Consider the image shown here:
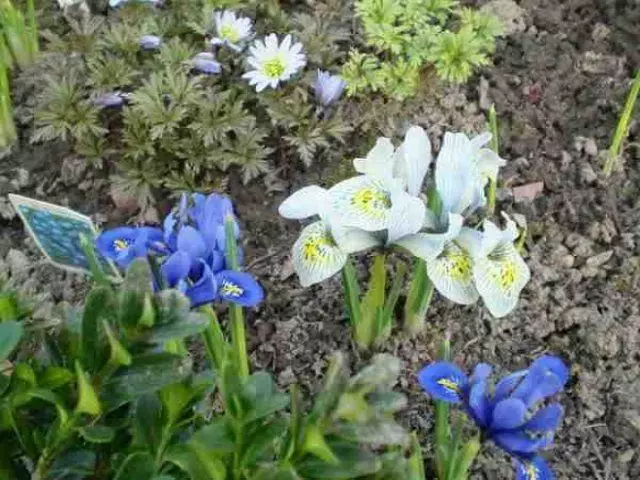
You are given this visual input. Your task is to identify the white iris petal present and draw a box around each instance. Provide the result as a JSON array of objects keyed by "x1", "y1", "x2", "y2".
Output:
[
  {"x1": 292, "y1": 221, "x2": 348, "y2": 287},
  {"x1": 328, "y1": 176, "x2": 399, "y2": 231},
  {"x1": 427, "y1": 243, "x2": 479, "y2": 305},
  {"x1": 393, "y1": 126, "x2": 432, "y2": 197},
  {"x1": 278, "y1": 185, "x2": 329, "y2": 220},
  {"x1": 387, "y1": 191, "x2": 427, "y2": 245},
  {"x1": 353, "y1": 138, "x2": 395, "y2": 179}
]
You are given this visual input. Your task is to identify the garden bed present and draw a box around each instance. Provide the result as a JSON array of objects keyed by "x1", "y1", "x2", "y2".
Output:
[{"x1": 1, "y1": 0, "x2": 639, "y2": 478}]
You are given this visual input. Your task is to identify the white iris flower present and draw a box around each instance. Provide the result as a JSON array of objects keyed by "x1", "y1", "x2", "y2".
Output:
[
  {"x1": 280, "y1": 127, "x2": 432, "y2": 286},
  {"x1": 464, "y1": 214, "x2": 531, "y2": 317},
  {"x1": 211, "y1": 11, "x2": 253, "y2": 52},
  {"x1": 242, "y1": 34, "x2": 306, "y2": 92}
]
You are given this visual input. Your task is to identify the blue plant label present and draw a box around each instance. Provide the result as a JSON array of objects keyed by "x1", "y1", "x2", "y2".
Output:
[{"x1": 8, "y1": 194, "x2": 120, "y2": 278}]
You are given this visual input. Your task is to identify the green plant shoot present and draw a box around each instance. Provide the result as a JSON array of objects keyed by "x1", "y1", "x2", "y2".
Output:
[{"x1": 604, "y1": 70, "x2": 640, "y2": 176}]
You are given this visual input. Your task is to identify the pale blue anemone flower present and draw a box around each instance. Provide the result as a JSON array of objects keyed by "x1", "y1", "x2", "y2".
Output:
[
  {"x1": 93, "y1": 92, "x2": 126, "y2": 108},
  {"x1": 139, "y1": 35, "x2": 162, "y2": 50},
  {"x1": 109, "y1": 0, "x2": 162, "y2": 7},
  {"x1": 191, "y1": 52, "x2": 222, "y2": 75},
  {"x1": 462, "y1": 213, "x2": 531, "y2": 317},
  {"x1": 279, "y1": 127, "x2": 433, "y2": 286},
  {"x1": 314, "y1": 70, "x2": 346, "y2": 107},
  {"x1": 211, "y1": 10, "x2": 253, "y2": 52}
]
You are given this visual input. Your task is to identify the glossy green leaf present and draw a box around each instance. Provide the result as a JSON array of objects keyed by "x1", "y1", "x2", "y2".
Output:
[
  {"x1": 241, "y1": 372, "x2": 289, "y2": 423},
  {"x1": 103, "y1": 320, "x2": 132, "y2": 367},
  {"x1": 29, "y1": 388, "x2": 70, "y2": 428},
  {"x1": 334, "y1": 419, "x2": 410, "y2": 446},
  {"x1": 160, "y1": 382, "x2": 196, "y2": 425},
  {"x1": 166, "y1": 444, "x2": 226, "y2": 480},
  {"x1": 103, "y1": 354, "x2": 192, "y2": 407},
  {"x1": 242, "y1": 418, "x2": 288, "y2": 467},
  {"x1": 358, "y1": 253, "x2": 386, "y2": 349},
  {"x1": 301, "y1": 425, "x2": 338, "y2": 464},
  {"x1": 114, "y1": 452, "x2": 155, "y2": 480},
  {"x1": 190, "y1": 419, "x2": 235, "y2": 454},
  {"x1": 310, "y1": 353, "x2": 349, "y2": 421},
  {"x1": 49, "y1": 450, "x2": 96, "y2": 477},
  {"x1": 148, "y1": 312, "x2": 209, "y2": 343},
  {"x1": 296, "y1": 442, "x2": 381, "y2": 478},
  {"x1": 155, "y1": 290, "x2": 191, "y2": 326},
  {"x1": 74, "y1": 361, "x2": 101, "y2": 415},
  {"x1": 79, "y1": 425, "x2": 116, "y2": 443},
  {"x1": 81, "y1": 286, "x2": 113, "y2": 372},
  {"x1": 134, "y1": 394, "x2": 164, "y2": 453},
  {"x1": 118, "y1": 259, "x2": 153, "y2": 328},
  {"x1": 0, "y1": 293, "x2": 19, "y2": 322},
  {"x1": 0, "y1": 321, "x2": 23, "y2": 362},
  {"x1": 39, "y1": 366, "x2": 74, "y2": 390}
]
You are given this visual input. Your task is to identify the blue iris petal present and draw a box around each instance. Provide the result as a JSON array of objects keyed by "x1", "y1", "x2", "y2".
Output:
[
  {"x1": 467, "y1": 378, "x2": 491, "y2": 428},
  {"x1": 524, "y1": 404, "x2": 564, "y2": 432},
  {"x1": 209, "y1": 249, "x2": 225, "y2": 273},
  {"x1": 163, "y1": 212, "x2": 178, "y2": 249},
  {"x1": 494, "y1": 369, "x2": 528, "y2": 402},
  {"x1": 490, "y1": 398, "x2": 528, "y2": 430},
  {"x1": 513, "y1": 356, "x2": 569, "y2": 407},
  {"x1": 96, "y1": 226, "x2": 143, "y2": 268},
  {"x1": 417, "y1": 362, "x2": 468, "y2": 404},
  {"x1": 515, "y1": 456, "x2": 554, "y2": 480},
  {"x1": 177, "y1": 225, "x2": 207, "y2": 261},
  {"x1": 214, "y1": 270, "x2": 264, "y2": 307},
  {"x1": 492, "y1": 431, "x2": 551, "y2": 456},
  {"x1": 161, "y1": 251, "x2": 192, "y2": 288},
  {"x1": 185, "y1": 261, "x2": 218, "y2": 307}
]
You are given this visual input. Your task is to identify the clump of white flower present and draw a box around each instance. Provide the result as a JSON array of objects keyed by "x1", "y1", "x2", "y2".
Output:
[
  {"x1": 242, "y1": 34, "x2": 306, "y2": 92},
  {"x1": 280, "y1": 125, "x2": 529, "y2": 318}
]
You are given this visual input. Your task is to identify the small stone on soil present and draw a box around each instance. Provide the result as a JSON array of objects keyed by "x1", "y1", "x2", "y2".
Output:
[
  {"x1": 513, "y1": 181, "x2": 544, "y2": 202},
  {"x1": 481, "y1": 0, "x2": 527, "y2": 35},
  {"x1": 6, "y1": 249, "x2": 30, "y2": 276},
  {"x1": 585, "y1": 250, "x2": 613, "y2": 268}
]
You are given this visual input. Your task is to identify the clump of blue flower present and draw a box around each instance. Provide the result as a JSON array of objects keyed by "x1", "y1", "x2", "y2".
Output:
[
  {"x1": 96, "y1": 193, "x2": 263, "y2": 308},
  {"x1": 418, "y1": 355, "x2": 569, "y2": 480}
]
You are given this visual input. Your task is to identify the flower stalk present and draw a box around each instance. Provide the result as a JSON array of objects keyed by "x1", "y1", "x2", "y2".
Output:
[
  {"x1": 486, "y1": 104, "x2": 500, "y2": 216},
  {"x1": 225, "y1": 215, "x2": 249, "y2": 378}
]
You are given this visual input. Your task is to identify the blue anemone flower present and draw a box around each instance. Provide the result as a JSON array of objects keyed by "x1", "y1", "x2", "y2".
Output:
[
  {"x1": 215, "y1": 270, "x2": 264, "y2": 307},
  {"x1": 418, "y1": 355, "x2": 568, "y2": 480},
  {"x1": 96, "y1": 226, "x2": 163, "y2": 268}
]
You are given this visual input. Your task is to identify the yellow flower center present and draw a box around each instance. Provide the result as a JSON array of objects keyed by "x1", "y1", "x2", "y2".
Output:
[
  {"x1": 351, "y1": 187, "x2": 391, "y2": 217},
  {"x1": 113, "y1": 239, "x2": 130, "y2": 252},
  {"x1": 221, "y1": 281, "x2": 243, "y2": 298},
  {"x1": 447, "y1": 250, "x2": 472, "y2": 281},
  {"x1": 500, "y1": 261, "x2": 517, "y2": 290},
  {"x1": 526, "y1": 464, "x2": 539, "y2": 480},
  {"x1": 262, "y1": 57, "x2": 286, "y2": 79},
  {"x1": 220, "y1": 25, "x2": 240, "y2": 43},
  {"x1": 302, "y1": 233, "x2": 335, "y2": 263},
  {"x1": 437, "y1": 378, "x2": 460, "y2": 393}
]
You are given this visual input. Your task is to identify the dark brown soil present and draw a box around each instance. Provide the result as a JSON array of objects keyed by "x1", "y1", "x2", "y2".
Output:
[{"x1": 1, "y1": 1, "x2": 639, "y2": 479}]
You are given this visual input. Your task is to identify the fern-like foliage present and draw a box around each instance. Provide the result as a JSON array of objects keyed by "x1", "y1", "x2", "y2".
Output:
[{"x1": 344, "y1": 0, "x2": 502, "y2": 98}]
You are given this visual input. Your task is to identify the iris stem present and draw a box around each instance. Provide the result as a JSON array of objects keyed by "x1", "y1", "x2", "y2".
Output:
[
  {"x1": 435, "y1": 338, "x2": 451, "y2": 479},
  {"x1": 225, "y1": 216, "x2": 249, "y2": 378},
  {"x1": 404, "y1": 259, "x2": 433, "y2": 335},
  {"x1": 486, "y1": 104, "x2": 499, "y2": 216},
  {"x1": 604, "y1": 70, "x2": 640, "y2": 177}
]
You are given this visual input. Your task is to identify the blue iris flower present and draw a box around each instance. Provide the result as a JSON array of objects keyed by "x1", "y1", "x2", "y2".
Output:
[
  {"x1": 96, "y1": 193, "x2": 263, "y2": 308},
  {"x1": 96, "y1": 226, "x2": 164, "y2": 268},
  {"x1": 418, "y1": 355, "x2": 569, "y2": 480}
]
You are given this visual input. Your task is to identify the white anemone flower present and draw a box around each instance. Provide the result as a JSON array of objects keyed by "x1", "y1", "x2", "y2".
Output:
[
  {"x1": 211, "y1": 10, "x2": 253, "y2": 52},
  {"x1": 464, "y1": 213, "x2": 530, "y2": 317},
  {"x1": 243, "y1": 34, "x2": 306, "y2": 92}
]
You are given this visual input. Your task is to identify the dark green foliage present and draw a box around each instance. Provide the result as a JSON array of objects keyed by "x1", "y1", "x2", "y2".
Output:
[
  {"x1": 342, "y1": 0, "x2": 503, "y2": 99},
  {"x1": 0, "y1": 259, "x2": 420, "y2": 479},
  {"x1": 31, "y1": 0, "x2": 353, "y2": 206}
]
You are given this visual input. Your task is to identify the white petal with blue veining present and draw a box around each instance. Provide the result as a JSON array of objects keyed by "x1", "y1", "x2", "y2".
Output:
[{"x1": 291, "y1": 221, "x2": 347, "y2": 287}]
